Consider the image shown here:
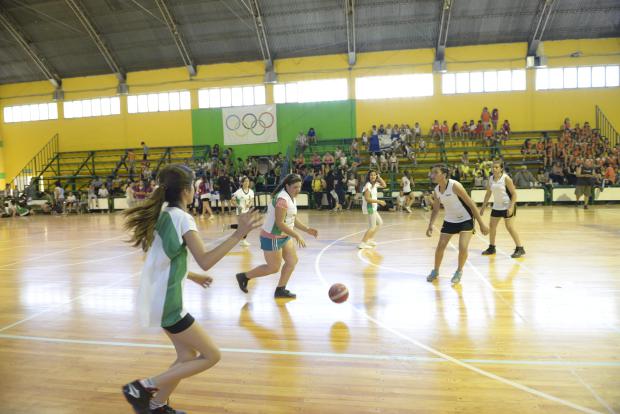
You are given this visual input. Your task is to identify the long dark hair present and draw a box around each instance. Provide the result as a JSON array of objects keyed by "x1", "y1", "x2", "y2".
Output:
[
  {"x1": 433, "y1": 164, "x2": 450, "y2": 178},
  {"x1": 272, "y1": 173, "x2": 302, "y2": 196},
  {"x1": 124, "y1": 164, "x2": 194, "y2": 252}
]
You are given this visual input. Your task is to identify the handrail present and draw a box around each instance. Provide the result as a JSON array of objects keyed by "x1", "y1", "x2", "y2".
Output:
[
  {"x1": 9, "y1": 133, "x2": 59, "y2": 193},
  {"x1": 595, "y1": 105, "x2": 619, "y2": 147}
]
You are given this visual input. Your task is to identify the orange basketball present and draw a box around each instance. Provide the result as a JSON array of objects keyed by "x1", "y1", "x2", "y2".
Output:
[{"x1": 329, "y1": 283, "x2": 349, "y2": 303}]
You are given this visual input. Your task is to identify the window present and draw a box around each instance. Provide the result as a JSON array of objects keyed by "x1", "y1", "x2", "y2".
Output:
[
  {"x1": 198, "y1": 85, "x2": 265, "y2": 109},
  {"x1": 3, "y1": 103, "x2": 58, "y2": 123},
  {"x1": 355, "y1": 74, "x2": 434, "y2": 100},
  {"x1": 274, "y1": 79, "x2": 348, "y2": 103},
  {"x1": 536, "y1": 65, "x2": 620, "y2": 90},
  {"x1": 63, "y1": 97, "x2": 121, "y2": 119},
  {"x1": 442, "y1": 70, "x2": 526, "y2": 94},
  {"x1": 128, "y1": 91, "x2": 191, "y2": 113}
]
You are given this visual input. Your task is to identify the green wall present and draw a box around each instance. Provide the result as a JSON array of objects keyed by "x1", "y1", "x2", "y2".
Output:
[{"x1": 191, "y1": 100, "x2": 356, "y2": 160}]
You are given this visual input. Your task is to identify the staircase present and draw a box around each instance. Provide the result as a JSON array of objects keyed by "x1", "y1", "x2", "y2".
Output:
[
  {"x1": 595, "y1": 105, "x2": 619, "y2": 147},
  {"x1": 9, "y1": 133, "x2": 59, "y2": 195}
]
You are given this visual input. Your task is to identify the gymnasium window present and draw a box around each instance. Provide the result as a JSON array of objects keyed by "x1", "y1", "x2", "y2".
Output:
[
  {"x1": 127, "y1": 91, "x2": 191, "y2": 114},
  {"x1": 63, "y1": 97, "x2": 121, "y2": 119},
  {"x1": 355, "y1": 74, "x2": 434, "y2": 99},
  {"x1": 273, "y1": 79, "x2": 348, "y2": 103},
  {"x1": 3, "y1": 103, "x2": 58, "y2": 123},
  {"x1": 442, "y1": 70, "x2": 526, "y2": 94},
  {"x1": 535, "y1": 65, "x2": 620, "y2": 90},
  {"x1": 197, "y1": 85, "x2": 266, "y2": 109}
]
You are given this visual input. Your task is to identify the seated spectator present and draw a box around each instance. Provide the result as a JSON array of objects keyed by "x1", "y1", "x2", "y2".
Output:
[
  {"x1": 307, "y1": 127, "x2": 317, "y2": 144},
  {"x1": 311, "y1": 171, "x2": 325, "y2": 210},
  {"x1": 413, "y1": 122, "x2": 421, "y2": 141},
  {"x1": 513, "y1": 166, "x2": 536, "y2": 188},
  {"x1": 604, "y1": 164, "x2": 617, "y2": 186},
  {"x1": 431, "y1": 120, "x2": 441, "y2": 140},
  {"x1": 322, "y1": 152, "x2": 335, "y2": 171},
  {"x1": 369, "y1": 153, "x2": 378, "y2": 171},
  {"x1": 368, "y1": 132, "x2": 381, "y2": 154},
  {"x1": 389, "y1": 152, "x2": 398, "y2": 173},
  {"x1": 379, "y1": 152, "x2": 388, "y2": 172},
  {"x1": 501, "y1": 120, "x2": 511, "y2": 140}
]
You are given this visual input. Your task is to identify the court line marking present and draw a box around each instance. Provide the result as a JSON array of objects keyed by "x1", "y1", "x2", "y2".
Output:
[
  {"x1": 315, "y1": 228, "x2": 603, "y2": 414},
  {"x1": 0, "y1": 333, "x2": 619, "y2": 369},
  {"x1": 571, "y1": 369, "x2": 618, "y2": 414}
]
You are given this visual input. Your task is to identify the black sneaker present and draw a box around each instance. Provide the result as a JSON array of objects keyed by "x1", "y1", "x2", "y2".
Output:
[
  {"x1": 511, "y1": 247, "x2": 525, "y2": 258},
  {"x1": 122, "y1": 380, "x2": 157, "y2": 414},
  {"x1": 584, "y1": 204, "x2": 589, "y2": 210},
  {"x1": 150, "y1": 405, "x2": 186, "y2": 414},
  {"x1": 236, "y1": 273, "x2": 249, "y2": 293},
  {"x1": 274, "y1": 288, "x2": 296, "y2": 298},
  {"x1": 482, "y1": 245, "x2": 496, "y2": 255}
]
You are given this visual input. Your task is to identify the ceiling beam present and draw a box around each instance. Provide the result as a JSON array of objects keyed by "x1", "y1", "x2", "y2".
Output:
[
  {"x1": 63, "y1": 0, "x2": 126, "y2": 82},
  {"x1": 434, "y1": 0, "x2": 454, "y2": 67},
  {"x1": 527, "y1": 0, "x2": 557, "y2": 57},
  {"x1": 0, "y1": 7, "x2": 62, "y2": 88},
  {"x1": 154, "y1": 0, "x2": 197, "y2": 76},
  {"x1": 243, "y1": 0, "x2": 272, "y2": 70},
  {"x1": 345, "y1": 0, "x2": 356, "y2": 65}
]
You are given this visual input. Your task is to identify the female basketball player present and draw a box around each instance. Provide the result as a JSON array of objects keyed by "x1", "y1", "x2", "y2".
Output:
[
  {"x1": 358, "y1": 170, "x2": 387, "y2": 249},
  {"x1": 235, "y1": 173, "x2": 318, "y2": 299},
  {"x1": 426, "y1": 165, "x2": 489, "y2": 284},
  {"x1": 121, "y1": 164, "x2": 261, "y2": 414},
  {"x1": 231, "y1": 176, "x2": 255, "y2": 247},
  {"x1": 479, "y1": 161, "x2": 525, "y2": 258}
]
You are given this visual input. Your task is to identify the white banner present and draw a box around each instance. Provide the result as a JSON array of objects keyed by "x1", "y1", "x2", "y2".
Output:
[{"x1": 222, "y1": 104, "x2": 277, "y2": 145}]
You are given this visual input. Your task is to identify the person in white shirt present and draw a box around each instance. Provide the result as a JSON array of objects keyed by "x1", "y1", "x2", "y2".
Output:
[
  {"x1": 235, "y1": 174, "x2": 318, "y2": 299},
  {"x1": 98, "y1": 186, "x2": 110, "y2": 213},
  {"x1": 121, "y1": 164, "x2": 261, "y2": 414},
  {"x1": 65, "y1": 192, "x2": 77, "y2": 213},
  {"x1": 379, "y1": 153, "x2": 388, "y2": 173},
  {"x1": 231, "y1": 176, "x2": 255, "y2": 247},
  {"x1": 389, "y1": 152, "x2": 399, "y2": 173},
  {"x1": 479, "y1": 161, "x2": 525, "y2": 258},
  {"x1": 400, "y1": 171, "x2": 414, "y2": 213},
  {"x1": 426, "y1": 165, "x2": 489, "y2": 284},
  {"x1": 358, "y1": 171, "x2": 387, "y2": 249}
]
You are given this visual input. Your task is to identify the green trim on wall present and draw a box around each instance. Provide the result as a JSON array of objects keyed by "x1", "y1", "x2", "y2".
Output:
[
  {"x1": 191, "y1": 100, "x2": 356, "y2": 160},
  {"x1": 0, "y1": 173, "x2": 5, "y2": 179}
]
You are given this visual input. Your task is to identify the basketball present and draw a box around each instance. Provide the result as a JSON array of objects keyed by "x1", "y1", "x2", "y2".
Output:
[{"x1": 329, "y1": 283, "x2": 349, "y2": 303}]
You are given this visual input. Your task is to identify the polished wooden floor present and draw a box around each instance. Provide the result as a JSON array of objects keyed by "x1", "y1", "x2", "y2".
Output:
[{"x1": 0, "y1": 206, "x2": 619, "y2": 414}]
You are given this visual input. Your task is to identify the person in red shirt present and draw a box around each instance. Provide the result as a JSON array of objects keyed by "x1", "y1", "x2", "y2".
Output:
[
  {"x1": 441, "y1": 120, "x2": 449, "y2": 144},
  {"x1": 481, "y1": 107, "x2": 491, "y2": 128},
  {"x1": 431, "y1": 120, "x2": 441, "y2": 141},
  {"x1": 475, "y1": 120, "x2": 484, "y2": 139}
]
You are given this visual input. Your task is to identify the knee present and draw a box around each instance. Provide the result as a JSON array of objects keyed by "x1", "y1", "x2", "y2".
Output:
[
  {"x1": 285, "y1": 256, "x2": 299, "y2": 267},
  {"x1": 199, "y1": 348, "x2": 221, "y2": 369},
  {"x1": 266, "y1": 263, "x2": 281, "y2": 274}
]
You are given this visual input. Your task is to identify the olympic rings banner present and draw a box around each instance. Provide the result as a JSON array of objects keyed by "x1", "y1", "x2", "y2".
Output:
[{"x1": 222, "y1": 105, "x2": 278, "y2": 145}]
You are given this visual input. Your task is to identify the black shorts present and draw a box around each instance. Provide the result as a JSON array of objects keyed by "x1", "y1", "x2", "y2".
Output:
[
  {"x1": 491, "y1": 206, "x2": 516, "y2": 218},
  {"x1": 441, "y1": 219, "x2": 474, "y2": 234},
  {"x1": 403, "y1": 191, "x2": 411, "y2": 196},
  {"x1": 163, "y1": 313, "x2": 195, "y2": 334}
]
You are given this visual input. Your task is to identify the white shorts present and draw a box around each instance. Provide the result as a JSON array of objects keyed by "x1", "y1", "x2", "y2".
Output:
[
  {"x1": 200, "y1": 194, "x2": 211, "y2": 200},
  {"x1": 366, "y1": 211, "x2": 383, "y2": 229}
]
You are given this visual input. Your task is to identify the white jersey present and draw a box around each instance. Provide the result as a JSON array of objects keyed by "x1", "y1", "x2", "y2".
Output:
[
  {"x1": 233, "y1": 188, "x2": 254, "y2": 214},
  {"x1": 262, "y1": 190, "x2": 297, "y2": 238},
  {"x1": 401, "y1": 176, "x2": 411, "y2": 193},
  {"x1": 434, "y1": 179, "x2": 472, "y2": 223},
  {"x1": 137, "y1": 206, "x2": 197, "y2": 328},
  {"x1": 489, "y1": 173, "x2": 511, "y2": 211},
  {"x1": 362, "y1": 182, "x2": 379, "y2": 214}
]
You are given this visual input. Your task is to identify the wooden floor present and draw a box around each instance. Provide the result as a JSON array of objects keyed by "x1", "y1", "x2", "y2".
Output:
[{"x1": 0, "y1": 206, "x2": 619, "y2": 414}]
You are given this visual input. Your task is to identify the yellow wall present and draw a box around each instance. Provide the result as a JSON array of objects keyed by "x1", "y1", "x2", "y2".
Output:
[
  {"x1": 355, "y1": 39, "x2": 620, "y2": 135},
  {"x1": 1, "y1": 37, "x2": 619, "y2": 185}
]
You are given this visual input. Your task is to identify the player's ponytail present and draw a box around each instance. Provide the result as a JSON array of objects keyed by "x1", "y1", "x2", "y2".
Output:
[{"x1": 124, "y1": 164, "x2": 194, "y2": 252}]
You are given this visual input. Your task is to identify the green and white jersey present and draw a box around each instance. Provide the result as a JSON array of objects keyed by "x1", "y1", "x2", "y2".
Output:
[
  {"x1": 261, "y1": 190, "x2": 296, "y2": 238},
  {"x1": 233, "y1": 188, "x2": 254, "y2": 215},
  {"x1": 361, "y1": 182, "x2": 379, "y2": 215},
  {"x1": 138, "y1": 205, "x2": 197, "y2": 328}
]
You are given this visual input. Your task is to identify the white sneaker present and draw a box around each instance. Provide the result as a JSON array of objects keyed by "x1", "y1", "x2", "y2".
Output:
[
  {"x1": 367, "y1": 240, "x2": 377, "y2": 247},
  {"x1": 358, "y1": 242, "x2": 371, "y2": 249},
  {"x1": 240, "y1": 239, "x2": 251, "y2": 247},
  {"x1": 405, "y1": 206, "x2": 412, "y2": 213}
]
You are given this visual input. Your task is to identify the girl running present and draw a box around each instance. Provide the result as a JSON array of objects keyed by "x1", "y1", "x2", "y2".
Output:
[
  {"x1": 426, "y1": 165, "x2": 489, "y2": 284},
  {"x1": 231, "y1": 176, "x2": 255, "y2": 247},
  {"x1": 358, "y1": 170, "x2": 387, "y2": 249},
  {"x1": 121, "y1": 164, "x2": 261, "y2": 414},
  {"x1": 480, "y1": 161, "x2": 525, "y2": 258},
  {"x1": 235, "y1": 174, "x2": 318, "y2": 299}
]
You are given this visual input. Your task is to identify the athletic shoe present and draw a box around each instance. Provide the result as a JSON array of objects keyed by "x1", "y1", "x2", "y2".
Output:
[
  {"x1": 358, "y1": 242, "x2": 372, "y2": 249},
  {"x1": 236, "y1": 273, "x2": 249, "y2": 293},
  {"x1": 451, "y1": 270, "x2": 463, "y2": 284},
  {"x1": 426, "y1": 269, "x2": 439, "y2": 282},
  {"x1": 122, "y1": 380, "x2": 157, "y2": 414},
  {"x1": 274, "y1": 288, "x2": 296, "y2": 299},
  {"x1": 584, "y1": 205, "x2": 589, "y2": 209},
  {"x1": 481, "y1": 245, "x2": 496, "y2": 255},
  {"x1": 511, "y1": 247, "x2": 525, "y2": 258},
  {"x1": 240, "y1": 239, "x2": 251, "y2": 247},
  {"x1": 150, "y1": 405, "x2": 186, "y2": 414},
  {"x1": 367, "y1": 240, "x2": 378, "y2": 247},
  {"x1": 405, "y1": 206, "x2": 412, "y2": 213}
]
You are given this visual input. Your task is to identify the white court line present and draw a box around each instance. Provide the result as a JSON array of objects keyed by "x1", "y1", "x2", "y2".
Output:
[
  {"x1": 0, "y1": 333, "x2": 619, "y2": 368},
  {"x1": 315, "y1": 228, "x2": 603, "y2": 414},
  {"x1": 571, "y1": 369, "x2": 618, "y2": 414},
  {"x1": 0, "y1": 234, "x2": 126, "y2": 268}
]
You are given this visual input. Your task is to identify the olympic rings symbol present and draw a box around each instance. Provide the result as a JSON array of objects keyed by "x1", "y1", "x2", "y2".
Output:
[{"x1": 225, "y1": 112, "x2": 274, "y2": 137}]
